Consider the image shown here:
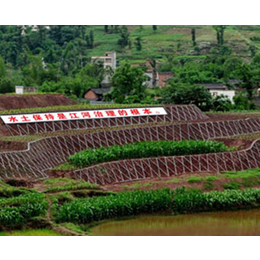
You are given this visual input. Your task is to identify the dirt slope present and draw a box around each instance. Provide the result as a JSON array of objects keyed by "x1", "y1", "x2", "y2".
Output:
[{"x1": 0, "y1": 94, "x2": 76, "y2": 111}]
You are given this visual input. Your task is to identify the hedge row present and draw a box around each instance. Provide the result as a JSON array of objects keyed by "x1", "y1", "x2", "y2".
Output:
[
  {"x1": 56, "y1": 187, "x2": 260, "y2": 224},
  {"x1": 69, "y1": 140, "x2": 228, "y2": 168}
]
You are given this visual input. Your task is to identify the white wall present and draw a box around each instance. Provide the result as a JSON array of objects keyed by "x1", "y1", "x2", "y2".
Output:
[{"x1": 209, "y1": 90, "x2": 235, "y2": 103}]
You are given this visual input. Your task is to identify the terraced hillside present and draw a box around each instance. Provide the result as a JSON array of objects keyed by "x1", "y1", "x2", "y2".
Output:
[{"x1": 1, "y1": 103, "x2": 260, "y2": 183}]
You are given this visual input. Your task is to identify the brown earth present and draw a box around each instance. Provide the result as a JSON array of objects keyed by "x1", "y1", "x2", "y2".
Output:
[
  {"x1": 0, "y1": 140, "x2": 27, "y2": 152},
  {"x1": 0, "y1": 94, "x2": 76, "y2": 111},
  {"x1": 102, "y1": 173, "x2": 258, "y2": 193}
]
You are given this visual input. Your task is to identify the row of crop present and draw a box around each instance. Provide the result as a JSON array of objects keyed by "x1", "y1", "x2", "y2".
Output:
[
  {"x1": 56, "y1": 187, "x2": 260, "y2": 224},
  {"x1": 0, "y1": 192, "x2": 48, "y2": 228},
  {"x1": 69, "y1": 140, "x2": 229, "y2": 168}
]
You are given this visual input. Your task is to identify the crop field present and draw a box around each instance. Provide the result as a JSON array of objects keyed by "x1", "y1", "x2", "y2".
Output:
[{"x1": 2, "y1": 97, "x2": 260, "y2": 234}]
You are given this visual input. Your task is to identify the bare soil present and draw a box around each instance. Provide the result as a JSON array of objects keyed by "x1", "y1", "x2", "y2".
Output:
[{"x1": 0, "y1": 94, "x2": 76, "y2": 111}]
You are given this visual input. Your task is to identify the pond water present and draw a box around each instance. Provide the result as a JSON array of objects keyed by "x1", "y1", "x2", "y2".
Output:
[{"x1": 90, "y1": 209, "x2": 260, "y2": 236}]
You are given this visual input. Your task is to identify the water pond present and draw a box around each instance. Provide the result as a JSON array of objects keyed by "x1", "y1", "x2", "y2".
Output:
[{"x1": 90, "y1": 209, "x2": 260, "y2": 236}]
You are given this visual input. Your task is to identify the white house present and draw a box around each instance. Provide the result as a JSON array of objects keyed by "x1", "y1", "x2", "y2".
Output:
[{"x1": 203, "y1": 83, "x2": 235, "y2": 103}]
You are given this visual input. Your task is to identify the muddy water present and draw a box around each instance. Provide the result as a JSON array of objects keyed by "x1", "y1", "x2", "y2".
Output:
[{"x1": 90, "y1": 209, "x2": 260, "y2": 236}]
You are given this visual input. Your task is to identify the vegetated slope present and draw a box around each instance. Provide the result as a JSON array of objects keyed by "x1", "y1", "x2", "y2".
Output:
[{"x1": 0, "y1": 94, "x2": 76, "y2": 111}]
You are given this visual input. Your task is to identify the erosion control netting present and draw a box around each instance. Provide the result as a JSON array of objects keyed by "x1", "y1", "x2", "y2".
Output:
[
  {"x1": 1, "y1": 114, "x2": 260, "y2": 180},
  {"x1": 2, "y1": 105, "x2": 208, "y2": 136},
  {"x1": 73, "y1": 139, "x2": 260, "y2": 185}
]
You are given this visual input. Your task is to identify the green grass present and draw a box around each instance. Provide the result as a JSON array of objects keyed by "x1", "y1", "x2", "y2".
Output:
[
  {"x1": 223, "y1": 181, "x2": 241, "y2": 190},
  {"x1": 223, "y1": 168, "x2": 260, "y2": 179},
  {"x1": 0, "y1": 229, "x2": 62, "y2": 236},
  {"x1": 187, "y1": 177, "x2": 203, "y2": 183},
  {"x1": 0, "y1": 103, "x2": 160, "y2": 115}
]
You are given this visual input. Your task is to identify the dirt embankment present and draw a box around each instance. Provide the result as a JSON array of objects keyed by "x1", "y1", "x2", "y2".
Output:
[
  {"x1": 0, "y1": 94, "x2": 76, "y2": 111},
  {"x1": 0, "y1": 140, "x2": 27, "y2": 152}
]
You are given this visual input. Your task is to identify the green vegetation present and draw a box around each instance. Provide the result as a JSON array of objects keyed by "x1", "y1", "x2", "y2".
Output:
[
  {"x1": 0, "y1": 191, "x2": 47, "y2": 229},
  {"x1": 0, "y1": 228, "x2": 62, "y2": 236},
  {"x1": 223, "y1": 181, "x2": 241, "y2": 190},
  {"x1": 69, "y1": 140, "x2": 228, "y2": 168},
  {"x1": 0, "y1": 103, "x2": 160, "y2": 115},
  {"x1": 187, "y1": 177, "x2": 203, "y2": 183},
  {"x1": 56, "y1": 187, "x2": 260, "y2": 224},
  {"x1": 0, "y1": 25, "x2": 260, "y2": 110},
  {"x1": 45, "y1": 182, "x2": 100, "y2": 193}
]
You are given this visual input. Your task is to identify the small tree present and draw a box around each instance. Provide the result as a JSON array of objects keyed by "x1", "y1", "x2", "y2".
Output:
[
  {"x1": 0, "y1": 56, "x2": 6, "y2": 78},
  {"x1": 86, "y1": 30, "x2": 94, "y2": 49},
  {"x1": 134, "y1": 37, "x2": 142, "y2": 51},
  {"x1": 237, "y1": 63, "x2": 255, "y2": 100},
  {"x1": 118, "y1": 25, "x2": 129, "y2": 48},
  {"x1": 191, "y1": 28, "x2": 196, "y2": 46},
  {"x1": 152, "y1": 25, "x2": 157, "y2": 33}
]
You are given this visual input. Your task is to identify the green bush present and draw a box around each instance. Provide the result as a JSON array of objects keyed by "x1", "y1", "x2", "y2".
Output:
[
  {"x1": 56, "y1": 189, "x2": 172, "y2": 223},
  {"x1": 56, "y1": 187, "x2": 260, "y2": 224},
  {"x1": 0, "y1": 192, "x2": 48, "y2": 228},
  {"x1": 69, "y1": 140, "x2": 228, "y2": 168}
]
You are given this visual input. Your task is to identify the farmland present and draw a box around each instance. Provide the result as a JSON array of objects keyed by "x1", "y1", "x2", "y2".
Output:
[{"x1": 2, "y1": 95, "x2": 260, "y2": 235}]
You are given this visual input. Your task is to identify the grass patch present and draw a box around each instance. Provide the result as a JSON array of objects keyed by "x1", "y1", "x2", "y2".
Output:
[
  {"x1": 223, "y1": 181, "x2": 241, "y2": 190},
  {"x1": 223, "y1": 168, "x2": 260, "y2": 179},
  {"x1": 0, "y1": 229, "x2": 62, "y2": 236},
  {"x1": 45, "y1": 182, "x2": 100, "y2": 193},
  {"x1": 187, "y1": 177, "x2": 203, "y2": 183}
]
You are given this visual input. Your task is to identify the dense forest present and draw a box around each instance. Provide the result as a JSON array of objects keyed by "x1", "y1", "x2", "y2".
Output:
[{"x1": 0, "y1": 25, "x2": 260, "y2": 111}]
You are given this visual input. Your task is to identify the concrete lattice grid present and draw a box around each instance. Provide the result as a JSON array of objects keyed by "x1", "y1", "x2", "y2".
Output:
[{"x1": 1, "y1": 112, "x2": 260, "y2": 180}]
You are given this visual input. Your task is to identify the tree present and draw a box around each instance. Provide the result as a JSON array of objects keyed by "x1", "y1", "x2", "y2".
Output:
[
  {"x1": 149, "y1": 58, "x2": 157, "y2": 86},
  {"x1": 134, "y1": 37, "x2": 142, "y2": 51},
  {"x1": 161, "y1": 84, "x2": 213, "y2": 111},
  {"x1": 117, "y1": 26, "x2": 129, "y2": 48},
  {"x1": 0, "y1": 78, "x2": 13, "y2": 94},
  {"x1": 0, "y1": 56, "x2": 6, "y2": 78},
  {"x1": 211, "y1": 94, "x2": 232, "y2": 111},
  {"x1": 191, "y1": 28, "x2": 196, "y2": 46},
  {"x1": 104, "y1": 25, "x2": 109, "y2": 33},
  {"x1": 152, "y1": 25, "x2": 157, "y2": 33},
  {"x1": 107, "y1": 61, "x2": 148, "y2": 103},
  {"x1": 213, "y1": 25, "x2": 226, "y2": 45},
  {"x1": 237, "y1": 63, "x2": 255, "y2": 100},
  {"x1": 223, "y1": 56, "x2": 242, "y2": 79},
  {"x1": 249, "y1": 45, "x2": 257, "y2": 57}
]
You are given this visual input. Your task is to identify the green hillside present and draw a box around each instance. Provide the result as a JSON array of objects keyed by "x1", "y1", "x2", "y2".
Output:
[
  {"x1": 84, "y1": 25, "x2": 260, "y2": 62},
  {"x1": 0, "y1": 25, "x2": 260, "y2": 111}
]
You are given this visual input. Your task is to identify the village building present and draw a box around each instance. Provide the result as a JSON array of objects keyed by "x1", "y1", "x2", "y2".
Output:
[
  {"x1": 15, "y1": 86, "x2": 38, "y2": 95},
  {"x1": 91, "y1": 51, "x2": 116, "y2": 85},
  {"x1": 202, "y1": 83, "x2": 235, "y2": 103},
  {"x1": 83, "y1": 88, "x2": 111, "y2": 101},
  {"x1": 143, "y1": 60, "x2": 173, "y2": 88}
]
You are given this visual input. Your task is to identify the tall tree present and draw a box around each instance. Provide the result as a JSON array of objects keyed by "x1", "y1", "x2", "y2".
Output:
[
  {"x1": 213, "y1": 25, "x2": 226, "y2": 45},
  {"x1": 134, "y1": 37, "x2": 142, "y2": 51},
  {"x1": 117, "y1": 26, "x2": 129, "y2": 48},
  {"x1": 152, "y1": 25, "x2": 157, "y2": 33},
  {"x1": 191, "y1": 28, "x2": 196, "y2": 46}
]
